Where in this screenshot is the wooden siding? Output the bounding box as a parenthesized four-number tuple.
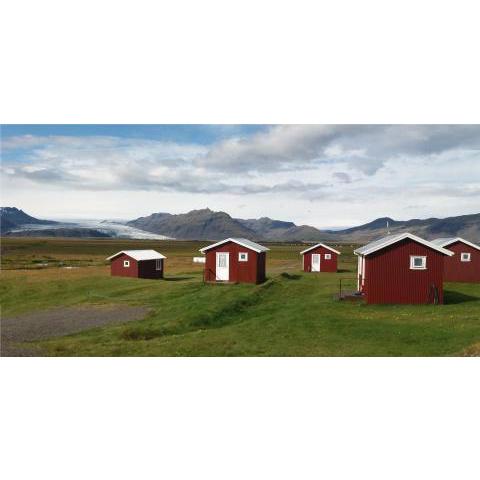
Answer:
(204, 241, 266, 284)
(302, 245, 338, 273)
(363, 238, 445, 304)
(443, 241, 480, 282)
(110, 253, 163, 279)
(137, 258, 164, 279)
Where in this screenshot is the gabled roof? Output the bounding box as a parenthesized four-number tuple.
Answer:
(431, 237, 480, 252)
(299, 243, 341, 255)
(106, 249, 167, 261)
(199, 238, 269, 254)
(354, 232, 454, 257)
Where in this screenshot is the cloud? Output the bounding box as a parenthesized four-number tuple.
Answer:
(1, 131, 335, 196)
(333, 172, 352, 183)
(198, 124, 480, 175)
(1, 134, 47, 150)
(1, 126, 479, 211)
(2, 160, 330, 196)
(199, 125, 356, 173)
(1, 134, 208, 190)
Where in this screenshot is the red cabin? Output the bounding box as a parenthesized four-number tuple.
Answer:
(354, 233, 453, 304)
(300, 243, 340, 272)
(106, 250, 166, 279)
(431, 237, 480, 283)
(199, 238, 269, 284)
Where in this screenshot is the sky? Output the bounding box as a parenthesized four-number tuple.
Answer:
(1, 124, 479, 228)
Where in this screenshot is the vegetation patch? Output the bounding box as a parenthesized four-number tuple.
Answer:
(280, 272, 302, 280)
(460, 342, 480, 356)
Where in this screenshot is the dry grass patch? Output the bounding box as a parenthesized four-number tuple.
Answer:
(460, 342, 480, 357)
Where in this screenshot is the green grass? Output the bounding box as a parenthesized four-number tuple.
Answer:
(1, 238, 480, 356)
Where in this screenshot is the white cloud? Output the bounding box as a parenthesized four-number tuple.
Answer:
(1, 126, 479, 225)
(198, 124, 480, 176)
(332, 172, 352, 184)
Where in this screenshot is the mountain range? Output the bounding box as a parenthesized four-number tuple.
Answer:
(127, 209, 253, 240)
(126, 209, 339, 241)
(127, 208, 480, 242)
(2, 207, 480, 243)
(336, 214, 480, 242)
(0, 207, 58, 233)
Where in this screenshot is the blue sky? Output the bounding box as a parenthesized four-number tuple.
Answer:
(1, 124, 267, 166)
(1, 124, 267, 146)
(1, 124, 479, 226)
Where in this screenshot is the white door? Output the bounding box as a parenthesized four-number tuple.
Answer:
(311, 254, 321, 272)
(216, 252, 229, 281)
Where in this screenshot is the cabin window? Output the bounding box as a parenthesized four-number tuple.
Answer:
(155, 259, 162, 270)
(324, 253, 332, 260)
(239, 252, 248, 262)
(461, 252, 471, 262)
(123, 260, 130, 268)
(410, 256, 427, 270)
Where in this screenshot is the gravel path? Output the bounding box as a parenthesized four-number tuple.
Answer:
(1, 304, 149, 356)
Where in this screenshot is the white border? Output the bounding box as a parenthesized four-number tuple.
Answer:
(2, 359, 480, 480)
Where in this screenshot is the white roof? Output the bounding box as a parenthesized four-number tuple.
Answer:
(106, 249, 166, 261)
(431, 237, 480, 252)
(199, 238, 269, 254)
(354, 232, 454, 257)
(299, 243, 341, 255)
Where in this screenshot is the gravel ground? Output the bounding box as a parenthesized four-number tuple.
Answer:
(1, 304, 149, 356)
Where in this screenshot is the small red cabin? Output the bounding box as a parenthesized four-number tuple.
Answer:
(431, 237, 480, 283)
(300, 243, 340, 272)
(354, 233, 453, 305)
(199, 238, 269, 284)
(106, 250, 166, 279)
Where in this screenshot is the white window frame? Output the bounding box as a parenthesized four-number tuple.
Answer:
(155, 258, 162, 270)
(461, 252, 471, 262)
(410, 255, 427, 270)
(123, 260, 130, 268)
(238, 252, 249, 262)
(324, 253, 332, 260)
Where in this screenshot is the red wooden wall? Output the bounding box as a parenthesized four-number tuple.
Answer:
(111, 253, 139, 278)
(110, 253, 163, 279)
(138, 259, 164, 279)
(302, 246, 338, 272)
(363, 238, 445, 304)
(443, 241, 480, 282)
(204, 241, 266, 284)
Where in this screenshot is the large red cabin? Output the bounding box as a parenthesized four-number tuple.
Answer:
(354, 233, 453, 304)
(200, 238, 269, 284)
(300, 243, 340, 272)
(431, 237, 480, 283)
(107, 250, 166, 279)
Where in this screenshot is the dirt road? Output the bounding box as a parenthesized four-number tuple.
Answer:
(1, 304, 149, 356)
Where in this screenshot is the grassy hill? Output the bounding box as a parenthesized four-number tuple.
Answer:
(2, 238, 480, 356)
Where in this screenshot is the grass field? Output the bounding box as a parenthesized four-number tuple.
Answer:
(1, 237, 480, 356)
